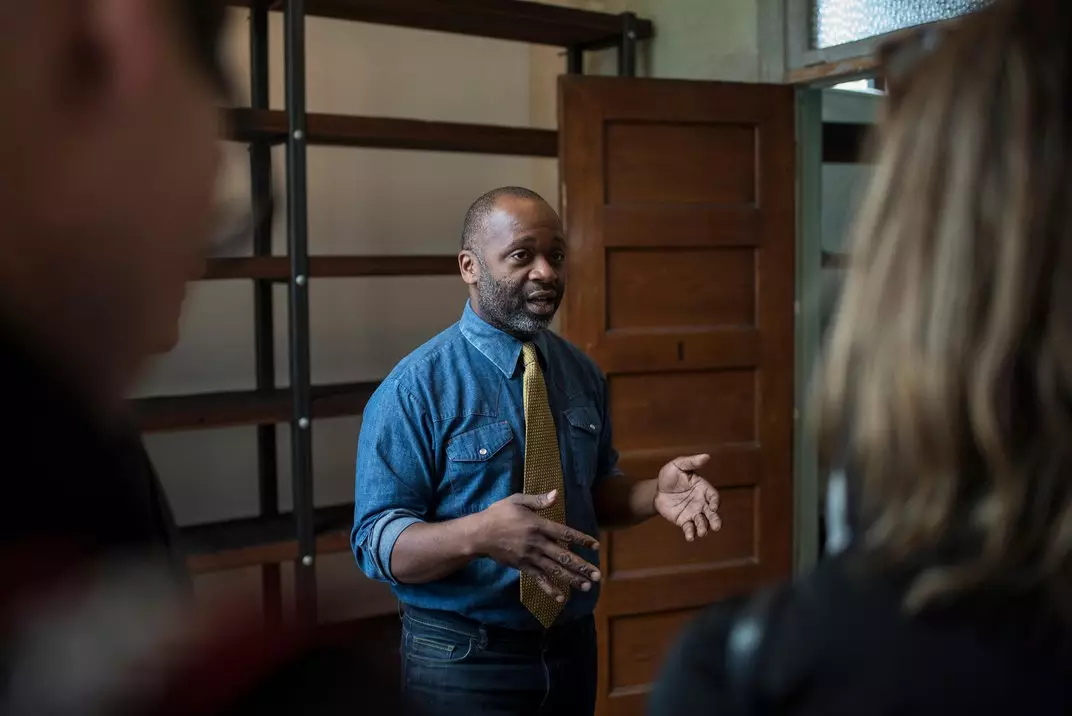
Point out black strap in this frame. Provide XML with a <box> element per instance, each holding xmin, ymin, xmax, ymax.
<box><xmin>725</xmin><ymin>585</ymin><xmax>786</xmax><ymax>716</ymax></box>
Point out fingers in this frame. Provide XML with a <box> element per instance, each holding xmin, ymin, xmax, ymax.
<box><xmin>537</xmin><ymin>520</ymin><xmax>600</xmax><ymax>551</ymax></box>
<box><xmin>705</xmin><ymin>507</ymin><xmax>723</xmax><ymax>532</ymax></box>
<box><xmin>682</xmin><ymin>520</ymin><xmax>697</xmax><ymax>542</ymax></box>
<box><xmin>683</xmin><ymin>507</ymin><xmax>721</xmax><ymax>542</ymax></box>
<box><xmin>704</xmin><ymin>486</ymin><xmax>721</xmax><ymax>532</ymax></box>
<box><xmin>673</xmin><ymin>453</ymin><xmax>711</xmax><ymax>473</ymax></box>
<box><xmin>509</xmin><ymin>489</ymin><xmax>558</xmax><ymax>511</ymax></box>
<box><xmin>533</xmin><ymin>555</ymin><xmax>595</xmax><ymax>592</ymax></box>
<box><xmin>521</xmin><ymin>565</ymin><xmax>566</xmax><ymax>603</ymax></box>
<box><xmin>702</xmin><ymin>486</ymin><xmax>721</xmax><ymax>532</ymax></box>
<box><xmin>541</xmin><ymin>543</ymin><xmax>602</xmax><ymax>582</ymax></box>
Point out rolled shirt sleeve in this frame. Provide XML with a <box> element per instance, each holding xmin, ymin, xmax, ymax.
<box><xmin>351</xmin><ymin>382</ymin><xmax>434</xmax><ymax>585</ymax></box>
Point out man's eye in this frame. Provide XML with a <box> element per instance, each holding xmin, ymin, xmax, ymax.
<box><xmin>552</xmin><ymin>252</ymin><xmax>566</xmax><ymax>263</ymax></box>
<box><xmin>511</xmin><ymin>251</ymin><xmax>531</xmax><ymax>262</ymax></box>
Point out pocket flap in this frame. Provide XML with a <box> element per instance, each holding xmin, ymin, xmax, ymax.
<box><xmin>446</xmin><ymin>421</ymin><xmax>514</xmax><ymax>462</ymax></box>
<box><xmin>564</xmin><ymin>406</ymin><xmax>601</xmax><ymax>436</ymax></box>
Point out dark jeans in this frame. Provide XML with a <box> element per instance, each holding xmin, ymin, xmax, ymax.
<box><xmin>400</xmin><ymin>605</ymin><xmax>597</xmax><ymax>716</ymax></box>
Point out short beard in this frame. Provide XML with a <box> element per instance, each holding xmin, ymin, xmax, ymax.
<box><xmin>474</xmin><ymin>255</ymin><xmax>555</xmax><ymax>340</ymax></box>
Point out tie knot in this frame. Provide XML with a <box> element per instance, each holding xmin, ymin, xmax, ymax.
<box><xmin>522</xmin><ymin>343</ymin><xmax>539</xmax><ymax>367</ymax></box>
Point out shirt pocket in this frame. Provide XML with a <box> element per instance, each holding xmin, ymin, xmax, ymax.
<box><xmin>444</xmin><ymin>420</ymin><xmax>516</xmax><ymax>514</ymax></box>
<box><xmin>564</xmin><ymin>406</ymin><xmax>601</xmax><ymax>487</ymax></box>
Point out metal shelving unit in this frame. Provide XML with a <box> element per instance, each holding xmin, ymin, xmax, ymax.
<box><xmin>140</xmin><ymin>0</ymin><xmax>652</xmax><ymax>627</ymax></box>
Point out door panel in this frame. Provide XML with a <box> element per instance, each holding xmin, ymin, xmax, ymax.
<box><xmin>606</xmin><ymin>248</ymin><xmax>755</xmax><ymax>329</ymax></box>
<box><xmin>603</xmin><ymin>205</ymin><xmax>760</xmax><ymax>247</ymax></box>
<box><xmin>607</xmin><ymin>608</ymin><xmax>701</xmax><ymax>692</ymax></box>
<box><xmin>558</xmin><ymin>75</ymin><xmax>795</xmax><ymax>716</ymax></box>
<box><xmin>603</xmin><ymin>123</ymin><xmax>757</xmax><ymax>204</ymax></box>
<box><xmin>610</xmin><ymin>485</ymin><xmax>757</xmax><ymax>573</ymax></box>
<box><xmin>610</xmin><ymin>370</ymin><xmax>757</xmax><ymax>448</ymax></box>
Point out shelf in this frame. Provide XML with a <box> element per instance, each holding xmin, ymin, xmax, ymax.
<box><xmin>187</xmin><ymin>532</ymin><xmax>350</xmax><ymax>573</ymax></box>
<box><xmin>229</xmin><ymin>0</ymin><xmax>651</xmax><ymax>49</ymax></box>
<box><xmin>227</xmin><ymin>108</ymin><xmax>558</xmax><ymax>157</ymax></box>
<box><xmin>203</xmin><ymin>255</ymin><xmax>459</xmax><ymax>281</ymax></box>
<box><xmin>182</xmin><ymin>504</ymin><xmax>354</xmax><ymax>574</ymax></box>
<box><xmin>133</xmin><ymin>381</ymin><xmax>379</xmax><ymax>432</ymax></box>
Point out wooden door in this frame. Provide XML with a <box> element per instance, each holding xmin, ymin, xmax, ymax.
<box><xmin>558</xmin><ymin>76</ymin><xmax>795</xmax><ymax>716</ymax></box>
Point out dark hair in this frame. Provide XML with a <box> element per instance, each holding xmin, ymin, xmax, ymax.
<box><xmin>460</xmin><ymin>186</ymin><xmax>547</xmax><ymax>252</ymax></box>
<box><xmin>173</xmin><ymin>0</ymin><xmax>229</xmax><ymax>92</ymax></box>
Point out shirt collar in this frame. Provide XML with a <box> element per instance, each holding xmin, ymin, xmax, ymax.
<box><xmin>459</xmin><ymin>301</ymin><xmax>550</xmax><ymax>378</ymax></box>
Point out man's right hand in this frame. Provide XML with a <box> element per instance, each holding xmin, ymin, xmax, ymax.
<box><xmin>472</xmin><ymin>490</ymin><xmax>601</xmax><ymax>604</ymax></box>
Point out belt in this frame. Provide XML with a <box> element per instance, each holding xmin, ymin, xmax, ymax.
<box><xmin>400</xmin><ymin>604</ymin><xmax>593</xmax><ymax>648</ymax></box>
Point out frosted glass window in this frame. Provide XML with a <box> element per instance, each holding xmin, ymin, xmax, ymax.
<box><xmin>811</xmin><ymin>0</ymin><xmax>989</xmax><ymax>49</ymax></box>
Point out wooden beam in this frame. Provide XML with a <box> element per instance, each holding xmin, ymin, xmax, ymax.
<box><xmin>226</xmin><ymin>0</ymin><xmax>652</xmax><ymax>48</ymax></box>
<box><xmin>202</xmin><ymin>255</ymin><xmax>460</xmax><ymax>280</ymax></box>
<box><xmin>227</xmin><ymin>108</ymin><xmax>558</xmax><ymax>157</ymax></box>
<box><xmin>202</xmin><ymin>257</ymin><xmax>288</xmax><ymax>280</ymax></box>
<box><xmin>786</xmin><ymin>16</ymin><xmax>968</xmax><ymax>86</ymax></box>
<box><xmin>186</xmin><ymin>531</ymin><xmax>350</xmax><ymax>573</ymax></box>
<box><xmin>786</xmin><ymin>55</ymin><xmax>880</xmax><ymax>85</ymax></box>
<box><xmin>182</xmin><ymin>504</ymin><xmax>354</xmax><ymax>573</ymax></box>
<box><xmin>133</xmin><ymin>382</ymin><xmax>379</xmax><ymax>432</ymax></box>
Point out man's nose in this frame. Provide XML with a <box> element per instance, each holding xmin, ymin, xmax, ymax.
<box><xmin>529</xmin><ymin>256</ymin><xmax>558</xmax><ymax>283</ymax></box>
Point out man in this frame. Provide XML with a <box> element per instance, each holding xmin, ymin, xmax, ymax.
<box><xmin>352</xmin><ymin>186</ymin><xmax>723</xmax><ymax>715</ymax></box>
<box><xmin>0</xmin><ymin>1</ymin><xmax>221</xmax><ymax>712</ymax></box>
<box><xmin>0</xmin><ymin>4</ymin><xmax>399</xmax><ymax>714</ymax></box>
<box><xmin>0</xmin><ymin>0</ymin><xmax>222</xmax><ymax>574</ymax></box>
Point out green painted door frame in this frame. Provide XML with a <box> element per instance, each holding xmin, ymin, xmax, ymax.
<box><xmin>792</xmin><ymin>87</ymin><xmax>824</xmax><ymax>576</ymax></box>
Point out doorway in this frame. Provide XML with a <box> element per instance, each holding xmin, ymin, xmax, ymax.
<box><xmin>793</xmin><ymin>78</ymin><xmax>884</xmax><ymax>573</ymax></box>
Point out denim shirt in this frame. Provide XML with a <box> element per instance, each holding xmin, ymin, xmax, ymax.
<box><xmin>351</xmin><ymin>301</ymin><xmax>621</xmax><ymax>630</ymax></box>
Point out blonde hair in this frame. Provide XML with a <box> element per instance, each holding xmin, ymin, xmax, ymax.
<box><xmin>817</xmin><ymin>0</ymin><xmax>1072</xmax><ymax>614</ymax></box>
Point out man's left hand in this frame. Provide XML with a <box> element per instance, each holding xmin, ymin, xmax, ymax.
<box><xmin>653</xmin><ymin>454</ymin><xmax>721</xmax><ymax>541</ymax></box>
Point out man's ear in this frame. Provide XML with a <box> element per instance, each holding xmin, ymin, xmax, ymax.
<box><xmin>458</xmin><ymin>250</ymin><xmax>479</xmax><ymax>287</ymax></box>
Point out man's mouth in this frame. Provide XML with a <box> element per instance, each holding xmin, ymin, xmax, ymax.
<box><xmin>525</xmin><ymin>291</ymin><xmax>557</xmax><ymax>315</ymax></box>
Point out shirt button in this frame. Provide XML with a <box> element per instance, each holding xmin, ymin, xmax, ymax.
<box><xmin>589</xmin><ymin>424</ymin><xmax>596</xmax><ymax>430</ymax></box>
<box><xmin>478</xmin><ymin>448</ymin><xmax>488</xmax><ymax>456</ymax></box>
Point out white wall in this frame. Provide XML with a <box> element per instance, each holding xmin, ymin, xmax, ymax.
<box><xmin>607</xmin><ymin>0</ymin><xmax>763</xmax><ymax>80</ymax></box>
<box><xmin>132</xmin><ymin>9</ymin><xmax>564</xmax><ymax>621</ymax></box>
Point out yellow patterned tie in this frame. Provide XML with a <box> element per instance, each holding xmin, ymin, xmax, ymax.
<box><xmin>519</xmin><ymin>342</ymin><xmax>568</xmax><ymax>629</ymax></box>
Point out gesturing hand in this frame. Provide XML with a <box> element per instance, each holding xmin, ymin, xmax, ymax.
<box><xmin>654</xmin><ymin>454</ymin><xmax>721</xmax><ymax>542</ymax></box>
<box><xmin>475</xmin><ymin>490</ymin><xmax>601</xmax><ymax>605</ymax></box>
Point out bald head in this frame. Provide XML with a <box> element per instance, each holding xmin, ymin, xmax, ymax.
<box><xmin>461</xmin><ymin>186</ymin><xmax>550</xmax><ymax>253</ymax></box>
<box><xmin>457</xmin><ymin>186</ymin><xmax>566</xmax><ymax>339</ymax></box>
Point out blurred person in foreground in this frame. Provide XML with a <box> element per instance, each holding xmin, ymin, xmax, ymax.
<box><xmin>649</xmin><ymin>0</ymin><xmax>1072</xmax><ymax>714</ymax></box>
<box><xmin>0</xmin><ymin>2</ymin><xmax>398</xmax><ymax>714</ymax></box>
<box><xmin>0</xmin><ymin>0</ymin><xmax>219</xmax><ymax>569</ymax></box>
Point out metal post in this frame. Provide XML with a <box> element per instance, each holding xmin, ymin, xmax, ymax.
<box><xmin>617</xmin><ymin>12</ymin><xmax>638</xmax><ymax>77</ymax></box>
<box><xmin>567</xmin><ymin>46</ymin><xmax>584</xmax><ymax>75</ymax></box>
<box><xmin>249</xmin><ymin>1</ymin><xmax>282</xmax><ymax>627</ymax></box>
<box><xmin>284</xmin><ymin>0</ymin><xmax>317</xmax><ymax>626</ymax></box>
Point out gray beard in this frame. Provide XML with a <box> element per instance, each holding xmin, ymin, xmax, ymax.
<box><xmin>474</xmin><ymin>258</ymin><xmax>554</xmax><ymax>340</ymax></box>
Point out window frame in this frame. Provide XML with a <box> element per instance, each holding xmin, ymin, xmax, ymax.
<box><xmin>787</xmin><ymin>0</ymin><xmax>891</xmax><ymax>71</ymax></box>
<box><xmin>783</xmin><ymin>0</ymin><xmax>978</xmax><ymax>82</ymax></box>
